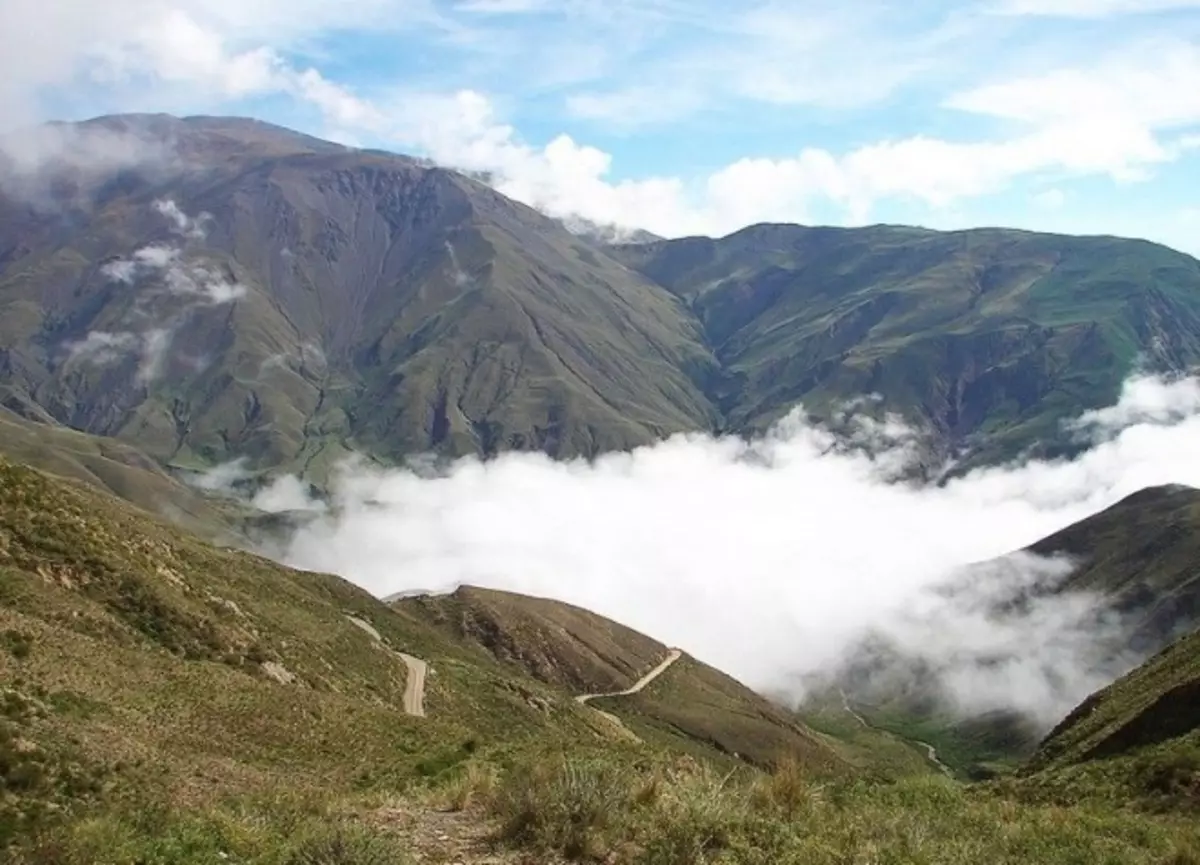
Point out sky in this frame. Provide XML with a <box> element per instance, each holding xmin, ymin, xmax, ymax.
<box><xmin>2</xmin><ymin>0</ymin><xmax>1199</xmax><ymax>250</ymax></box>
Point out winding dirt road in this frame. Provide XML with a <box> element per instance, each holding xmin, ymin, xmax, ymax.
<box><xmin>574</xmin><ymin>649</ymin><xmax>683</xmax><ymax>741</ymax></box>
<box><xmin>346</xmin><ymin>615</ymin><xmax>428</xmax><ymax>718</ymax></box>
<box><xmin>575</xmin><ymin>649</ymin><xmax>684</xmax><ymax>705</ymax></box>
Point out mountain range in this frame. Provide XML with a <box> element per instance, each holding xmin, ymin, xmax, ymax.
<box><xmin>5</xmin><ymin>114</ymin><xmax>1200</xmax><ymax>487</ymax></box>
<box><xmin>3</xmin><ymin>113</ymin><xmax>1200</xmax><ymax>862</ymax></box>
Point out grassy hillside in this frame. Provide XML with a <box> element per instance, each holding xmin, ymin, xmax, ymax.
<box><xmin>2</xmin><ymin>456</ymin><xmax>1200</xmax><ymax>862</ymax></box>
<box><xmin>1012</xmin><ymin>628</ymin><xmax>1200</xmax><ymax>812</ymax></box>
<box><xmin>394</xmin><ymin>586</ymin><xmax>671</xmax><ymax>695</ymax></box>
<box><xmin>614</xmin><ymin>224</ymin><xmax>1200</xmax><ymax>466</ymax></box>
<box><xmin>1029</xmin><ymin>484</ymin><xmax>1200</xmax><ymax>650</ymax></box>
<box><xmin>0</xmin><ymin>407</ymin><xmax>236</xmax><ymax>537</ymax></box>
<box><xmin>396</xmin><ymin>586</ymin><xmax>852</xmax><ymax>775</ymax></box>
<box><xmin>0</xmin><ymin>456</ymin><xmax>634</xmax><ymax>851</ymax></box>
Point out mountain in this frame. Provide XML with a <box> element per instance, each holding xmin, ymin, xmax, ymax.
<box><xmin>4</xmin><ymin>115</ymin><xmax>1200</xmax><ymax>487</ymax></box>
<box><xmin>1</xmin><ymin>114</ymin><xmax>716</xmax><ymax>484</ymax></box>
<box><xmin>396</xmin><ymin>586</ymin><xmax>848</xmax><ymax>771</ymax></box>
<box><xmin>1028</xmin><ymin>484</ymin><xmax>1200</xmax><ymax>650</ymax></box>
<box><xmin>820</xmin><ymin>485</ymin><xmax>1200</xmax><ymax>778</ymax></box>
<box><xmin>1019</xmin><ymin>627</ymin><xmax>1200</xmax><ymax>809</ymax></box>
<box><xmin>611</xmin><ymin>224</ymin><xmax>1200</xmax><ymax>466</ymax></box>
<box><xmin>0</xmin><ymin>455</ymin><xmax>857</xmax><ymax>851</ymax></box>
<box><xmin>0</xmin><ymin>407</ymin><xmax>249</xmax><ymax>538</ymax></box>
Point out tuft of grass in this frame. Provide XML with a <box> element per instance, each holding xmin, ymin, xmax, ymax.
<box><xmin>488</xmin><ymin>756</ymin><xmax>633</xmax><ymax>859</ymax></box>
<box><xmin>434</xmin><ymin>761</ymin><xmax>498</xmax><ymax>812</ymax></box>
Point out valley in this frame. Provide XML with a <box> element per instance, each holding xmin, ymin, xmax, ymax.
<box><xmin>1</xmin><ymin>114</ymin><xmax>1200</xmax><ymax>863</ymax></box>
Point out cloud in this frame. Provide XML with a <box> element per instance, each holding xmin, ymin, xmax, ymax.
<box><xmin>995</xmin><ymin>0</ymin><xmax>1200</xmax><ymax>17</ymax></box>
<box><xmin>181</xmin><ymin>457</ymin><xmax>251</xmax><ymax>492</ymax></box>
<box><xmin>837</xmin><ymin>551</ymin><xmax>1135</xmax><ymax>725</ymax></box>
<box><xmin>253</xmin><ymin>373</ymin><xmax>1200</xmax><ymax>728</ymax></box>
<box><xmin>0</xmin><ymin>121</ymin><xmax>173</xmax><ymax>206</ymax></box>
<box><xmin>69</xmin><ymin>200</ymin><xmax>246</xmax><ymax>383</ymax></box>
<box><xmin>136</xmin><ymin>327</ymin><xmax>173</xmax><ymax>383</ymax></box>
<box><xmin>3</xmin><ymin>1</ymin><xmax>1199</xmax><ymax>245</ymax></box>
<box><xmin>1033</xmin><ymin>188</ymin><xmax>1066</xmax><ymax>209</ymax></box>
<box><xmin>103</xmin><ymin>200</ymin><xmax>248</xmax><ymax>305</ymax></box>
<box><xmin>153</xmin><ymin>197</ymin><xmax>209</xmax><ymax>238</ymax></box>
<box><xmin>65</xmin><ymin>326</ymin><xmax>175</xmax><ymax>384</ymax></box>
<box><xmin>1067</xmin><ymin>373</ymin><xmax>1200</xmax><ymax>440</ymax></box>
<box><xmin>252</xmin><ymin>475</ymin><xmax>326</xmax><ymax>514</ymax></box>
<box><xmin>65</xmin><ymin>330</ymin><xmax>139</xmax><ymax>364</ymax></box>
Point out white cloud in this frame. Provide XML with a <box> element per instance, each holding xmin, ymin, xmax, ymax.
<box><xmin>3</xmin><ymin>1</ymin><xmax>1199</xmax><ymax>243</ymax></box>
<box><xmin>1068</xmin><ymin>373</ymin><xmax>1200</xmax><ymax>439</ymax></box>
<box><xmin>71</xmin><ymin>200</ymin><xmax>246</xmax><ymax>383</ymax></box>
<box><xmin>66</xmin><ymin>330</ymin><xmax>139</xmax><ymax>364</ymax></box>
<box><xmin>184</xmin><ymin>457</ymin><xmax>250</xmax><ymax>492</ymax></box>
<box><xmin>995</xmin><ymin>0</ymin><xmax>1200</xmax><ymax>17</ymax></box>
<box><xmin>253</xmin><ymin>475</ymin><xmax>326</xmax><ymax>513</ymax></box>
<box><xmin>1033</xmin><ymin>188</ymin><xmax>1066</xmax><ymax>209</ymax></box>
<box><xmin>263</xmin><ymin>373</ymin><xmax>1200</xmax><ymax>726</ymax></box>
<box><xmin>65</xmin><ymin>325</ymin><xmax>175</xmax><ymax>384</ymax></box>
<box><xmin>136</xmin><ymin>327</ymin><xmax>173</xmax><ymax>383</ymax></box>
<box><xmin>153</xmin><ymin>198</ymin><xmax>209</xmax><ymax>238</ymax></box>
<box><xmin>948</xmin><ymin>41</ymin><xmax>1200</xmax><ymax>130</ymax></box>
<box><xmin>103</xmin><ymin>201</ymin><xmax>248</xmax><ymax>305</ymax></box>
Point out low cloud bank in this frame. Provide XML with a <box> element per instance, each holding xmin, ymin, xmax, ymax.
<box><xmin>251</xmin><ymin>374</ymin><xmax>1200</xmax><ymax>725</ymax></box>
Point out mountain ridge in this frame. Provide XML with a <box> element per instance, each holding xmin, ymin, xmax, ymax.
<box><xmin>5</xmin><ymin>114</ymin><xmax>1200</xmax><ymax>485</ymax></box>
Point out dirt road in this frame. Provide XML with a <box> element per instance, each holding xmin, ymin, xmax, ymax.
<box><xmin>346</xmin><ymin>615</ymin><xmax>428</xmax><ymax>718</ymax></box>
<box><xmin>398</xmin><ymin>652</ymin><xmax>428</xmax><ymax>718</ymax></box>
<box><xmin>575</xmin><ymin>648</ymin><xmax>684</xmax><ymax>706</ymax></box>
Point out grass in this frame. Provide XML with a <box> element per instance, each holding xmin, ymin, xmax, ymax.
<box><xmin>478</xmin><ymin>751</ymin><xmax>1200</xmax><ymax>864</ymax></box>
<box><xmin>10</xmin><ymin>797</ymin><xmax>417</xmax><ymax>865</ymax></box>
<box><xmin>3</xmin><ymin>454</ymin><xmax>1200</xmax><ymax>863</ymax></box>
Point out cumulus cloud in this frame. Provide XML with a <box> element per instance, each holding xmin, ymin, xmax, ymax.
<box><xmin>248</xmin><ymin>373</ymin><xmax>1200</xmax><ymax>728</ymax></box>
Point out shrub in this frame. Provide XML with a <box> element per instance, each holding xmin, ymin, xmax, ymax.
<box><xmin>487</xmin><ymin>757</ymin><xmax>631</xmax><ymax>859</ymax></box>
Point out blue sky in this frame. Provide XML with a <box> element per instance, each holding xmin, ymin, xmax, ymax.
<box><xmin>2</xmin><ymin>0</ymin><xmax>1199</xmax><ymax>251</ymax></box>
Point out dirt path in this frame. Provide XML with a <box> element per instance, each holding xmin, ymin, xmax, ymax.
<box><xmin>573</xmin><ymin>649</ymin><xmax>683</xmax><ymax>741</ymax></box>
<box><xmin>838</xmin><ymin>688</ymin><xmax>951</xmax><ymax>776</ymax></box>
<box><xmin>399</xmin><ymin>652</ymin><xmax>428</xmax><ymax>718</ymax></box>
<box><xmin>346</xmin><ymin>615</ymin><xmax>428</xmax><ymax>718</ymax></box>
<box><xmin>575</xmin><ymin>648</ymin><xmax>683</xmax><ymax>705</ymax></box>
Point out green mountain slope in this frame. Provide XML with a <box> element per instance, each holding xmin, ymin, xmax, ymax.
<box><xmin>612</xmin><ymin>224</ymin><xmax>1200</xmax><ymax>465</ymax></box>
<box><xmin>1029</xmin><ymin>484</ymin><xmax>1200</xmax><ymax>650</ymax></box>
<box><xmin>0</xmin><ymin>455</ymin><xmax>860</xmax><ymax>855</ymax></box>
<box><xmin>1</xmin><ymin>114</ymin><xmax>715</xmax><ymax>483</ymax></box>
<box><xmin>0</xmin><ymin>408</ymin><xmax>237</xmax><ymax>536</ymax></box>
<box><xmin>6</xmin><ymin>116</ymin><xmax>1200</xmax><ymax>488</ymax></box>
<box><xmin>395</xmin><ymin>585</ymin><xmax>850</xmax><ymax>773</ymax></box>
<box><xmin>1016</xmin><ymin>628</ymin><xmax>1200</xmax><ymax>809</ymax></box>
<box><xmin>828</xmin><ymin>485</ymin><xmax>1200</xmax><ymax>777</ymax></box>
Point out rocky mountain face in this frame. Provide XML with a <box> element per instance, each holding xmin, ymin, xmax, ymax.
<box><xmin>4</xmin><ymin>114</ymin><xmax>1200</xmax><ymax>483</ymax></box>
<box><xmin>0</xmin><ymin>114</ymin><xmax>714</xmax><ymax>481</ymax></box>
